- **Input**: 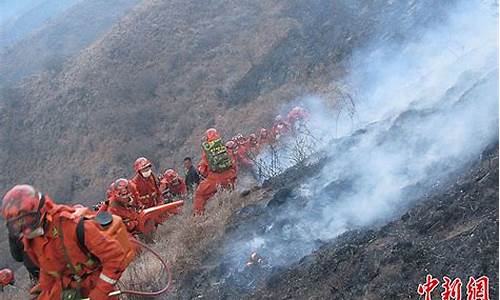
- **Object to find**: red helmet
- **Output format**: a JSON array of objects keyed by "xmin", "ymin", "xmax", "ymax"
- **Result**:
[
  {"xmin": 206, "ymin": 128, "xmax": 220, "ymax": 142},
  {"xmin": 2, "ymin": 185, "xmax": 48, "ymax": 237},
  {"xmin": 161, "ymin": 169, "xmax": 178, "ymax": 184},
  {"xmin": 113, "ymin": 178, "xmax": 132, "ymax": 199},
  {"xmin": 225, "ymin": 140, "xmax": 237, "ymax": 149},
  {"xmin": 236, "ymin": 134, "xmax": 245, "ymax": 143},
  {"xmin": 134, "ymin": 157, "xmax": 152, "ymax": 172},
  {"xmin": 288, "ymin": 106, "xmax": 308, "ymax": 120},
  {"xmin": 0, "ymin": 268, "xmax": 14, "ymax": 286}
]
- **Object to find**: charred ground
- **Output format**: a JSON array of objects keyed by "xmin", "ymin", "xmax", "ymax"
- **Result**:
[
  {"xmin": 168, "ymin": 142, "xmax": 498, "ymax": 300},
  {"xmin": 0, "ymin": 0, "xmax": 497, "ymax": 299}
]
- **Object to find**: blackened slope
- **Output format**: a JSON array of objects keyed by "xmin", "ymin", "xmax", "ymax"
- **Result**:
[{"xmin": 250, "ymin": 144, "xmax": 499, "ymax": 300}]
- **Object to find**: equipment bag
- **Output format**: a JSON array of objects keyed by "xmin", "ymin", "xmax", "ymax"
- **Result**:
[
  {"xmin": 74, "ymin": 208, "xmax": 136, "ymax": 270},
  {"xmin": 202, "ymin": 139, "xmax": 232, "ymax": 173}
]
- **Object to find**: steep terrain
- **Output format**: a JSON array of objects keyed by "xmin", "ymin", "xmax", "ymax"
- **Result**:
[
  {"xmin": 0, "ymin": 0, "xmax": 455, "ymax": 204},
  {"xmin": 168, "ymin": 141, "xmax": 498, "ymax": 300},
  {"xmin": 254, "ymin": 148, "xmax": 498, "ymax": 300},
  {"xmin": 0, "ymin": 0, "xmax": 139, "ymax": 85},
  {"xmin": 0, "ymin": 0, "xmax": 497, "ymax": 299}
]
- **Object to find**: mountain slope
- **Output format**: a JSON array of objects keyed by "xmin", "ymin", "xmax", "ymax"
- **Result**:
[
  {"xmin": 174, "ymin": 145, "xmax": 498, "ymax": 300},
  {"xmin": 0, "ymin": 0, "xmax": 454, "ymax": 204},
  {"xmin": 250, "ymin": 145, "xmax": 498, "ymax": 299},
  {"xmin": 0, "ymin": 0, "xmax": 78, "ymax": 48},
  {"xmin": 0, "ymin": 0, "xmax": 139, "ymax": 85}
]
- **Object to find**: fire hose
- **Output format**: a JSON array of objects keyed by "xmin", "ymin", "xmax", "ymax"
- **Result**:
[{"xmin": 82, "ymin": 239, "xmax": 172, "ymax": 299}]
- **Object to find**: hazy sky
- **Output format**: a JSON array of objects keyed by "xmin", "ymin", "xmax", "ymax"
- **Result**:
[{"xmin": 0, "ymin": 0, "xmax": 41, "ymax": 24}]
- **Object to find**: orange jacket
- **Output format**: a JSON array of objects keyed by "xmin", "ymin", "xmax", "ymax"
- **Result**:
[
  {"xmin": 23, "ymin": 202, "xmax": 126, "ymax": 299},
  {"xmin": 160, "ymin": 178, "xmax": 187, "ymax": 201},
  {"xmin": 197, "ymin": 151, "xmax": 210, "ymax": 178},
  {"xmin": 226, "ymin": 148, "xmax": 239, "ymax": 173},
  {"xmin": 287, "ymin": 108, "xmax": 309, "ymax": 126},
  {"xmin": 107, "ymin": 184, "xmax": 141, "ymax": 232},
  {"xmin": 271, "ymin": 121, "xmax": 292, "ymax": 139},
  {"xmin": 194, "ymin": 152, "xmax": 237, "ymax": 215},
  {"xmin": 130, "ymin": 173, "xmax": 161, "ymax": 208},
  {"xmin": 236, "ymin": 142, "xmax": 253, "ymax": 168}
]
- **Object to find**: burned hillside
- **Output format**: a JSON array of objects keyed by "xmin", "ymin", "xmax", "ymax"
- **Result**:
[{"xmin": 0, "ymin": 0, "xmax": 497, "ymax": 299}]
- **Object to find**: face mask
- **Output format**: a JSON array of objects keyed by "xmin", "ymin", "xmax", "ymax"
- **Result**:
[
  {"xmin": 141, "ymin": 170, "xmax": 152, "ymax": 178},
  {"xmin": 25, "ymin": 227, "xmax": 44, "ymax": 239}
]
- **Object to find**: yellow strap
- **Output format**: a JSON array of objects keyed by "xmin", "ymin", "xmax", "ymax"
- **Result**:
[{"xmin": 46, "ymin": 270, "xmax": 61, "ymax": 278}]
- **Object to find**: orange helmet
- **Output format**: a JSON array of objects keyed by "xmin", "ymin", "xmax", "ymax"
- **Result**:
[
  {"xmin": 225, "ymin": 140, "xmax": 237, "ymax": 150},
  {"xmin": 291, "ymin": 106, "xmax": 302, "ymax": 114},
  {"xmin": 161, "ymin": 169, "xmax": 178, "ymax": 184},
  {"xmin": 134, "ymin": 157, "xmax": 152, "ymax": 172},
  {"xmin": 206, "ymin": 128, "xmax": 220, "ymax": 142},
  {"xmin": 0, "ymin": 268, "xmax": 14, "ymax": 286},
  {"xmin": 2, "ymin": 185, "xmax": 48, "ymax": 237},
  {"xmin": 288, "ymin": 106, "xmax": 308, "ymax": 120},
  {"xmin": 113, "ymin": 178, "xmax": 132, "ymax": 200},
  {"xmin": 236, "ymin": 134, "xmax": 246, "ymax": 144}
]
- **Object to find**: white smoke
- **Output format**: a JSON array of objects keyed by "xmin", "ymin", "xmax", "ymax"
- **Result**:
[{"xmin": 227, "ymin": 0, "xmax": 498, "ymax": 269}]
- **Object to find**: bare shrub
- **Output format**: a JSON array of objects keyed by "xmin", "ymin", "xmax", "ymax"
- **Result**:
[{"xmin": 252, "ymin": 124, "xmax": 320, "ymax": 181}]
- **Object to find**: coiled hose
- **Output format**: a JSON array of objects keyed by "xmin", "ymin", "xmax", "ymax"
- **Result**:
[
  {"xmin": 121, "ymin": 239, "xmax": 173, "ymax": 297},
  {"xmin": 84, "ymin": 239, "xmax": 173, "ymax": 299}
]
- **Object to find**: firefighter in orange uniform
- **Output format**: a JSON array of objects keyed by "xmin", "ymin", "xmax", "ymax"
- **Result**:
[
  {"xmin": 193, "ymin": 129, "xmax": 237, "ymax": 215},
  {"xmin": 247, "ymin": 133, "xmax": 260, "ymax": 155},
  {"xmin": 130, "ymin": 157, "xmax": 162, "ymax": 208},
  {"xmin": 287, "ymin": 106, "xmax": 309, "ymax": 130},
  {"xmin": 258, "ymin": 127, "xmax": 274, "ymax": 146},
  {"xmin": 2, "ymin": 185, "xmax": 128, "ymax": 300},
  {"xmin": 271, "ymin": 114, "xmax": 292, "ymax": 141},
  {"xmin": 225, "ymin": 140, "xmax": 239, "ymax": 173},
  {"xmin": 235, "ymin": 134, "xmax": 253, "ymax": 168},
  {"xmin": 159, "ymin": 169, "xmax": 187, "ymax": 203},
  {"xmin": 107, "ymin": 178, "xmax": 141, "ymax": 232}
]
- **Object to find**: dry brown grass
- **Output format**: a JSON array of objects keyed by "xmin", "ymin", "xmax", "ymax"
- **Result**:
[{"xmin": 119, "ymin": 187, "xmax": 264, "ymax": 299}]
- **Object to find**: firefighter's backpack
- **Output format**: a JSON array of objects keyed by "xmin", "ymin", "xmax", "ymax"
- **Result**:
[
  {"xmin": 73, "ymin": 207, "xmax": 136, "ymax": 270},
  {"xmin": 202, "ymin": 138, "xmax": 232, "ymax": 173}
]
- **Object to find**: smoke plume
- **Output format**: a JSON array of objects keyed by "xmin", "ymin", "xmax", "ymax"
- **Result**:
[{"xmin": 226, "ymin": 0, "xmax": 498, "ymax": 271}]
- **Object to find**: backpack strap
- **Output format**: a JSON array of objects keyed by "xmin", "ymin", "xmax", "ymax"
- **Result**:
[
  {"xmin": 76, "ymin": 217, "xmax": 99, "ymax": 267},
  {"xmin": 76, "ymin": 217, "xmax": 88, "ymax": 254},
  {"xmin": 57, "ymin": 219, "xmax": 83, "ymax": 287}
]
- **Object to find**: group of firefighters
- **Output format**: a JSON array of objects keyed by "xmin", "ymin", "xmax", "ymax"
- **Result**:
[{"xmin": 0, "ymin": 106, "xmax": 309, "ymax": 299}]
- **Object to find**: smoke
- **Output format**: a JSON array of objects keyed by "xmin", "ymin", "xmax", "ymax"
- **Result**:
[{"xmin": 225, "ymin": 0, "xmax": 498, "ymax": 273}]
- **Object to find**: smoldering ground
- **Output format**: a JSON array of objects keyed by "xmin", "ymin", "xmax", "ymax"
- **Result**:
[{"xmin": 223, "ymin": 0, "xmax": 499, "ymax": 279}]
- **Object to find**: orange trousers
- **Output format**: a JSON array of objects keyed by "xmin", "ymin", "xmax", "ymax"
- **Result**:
[{"xmin": 193, "ymin": 169, "xmax": 236, "ymax": 215}]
